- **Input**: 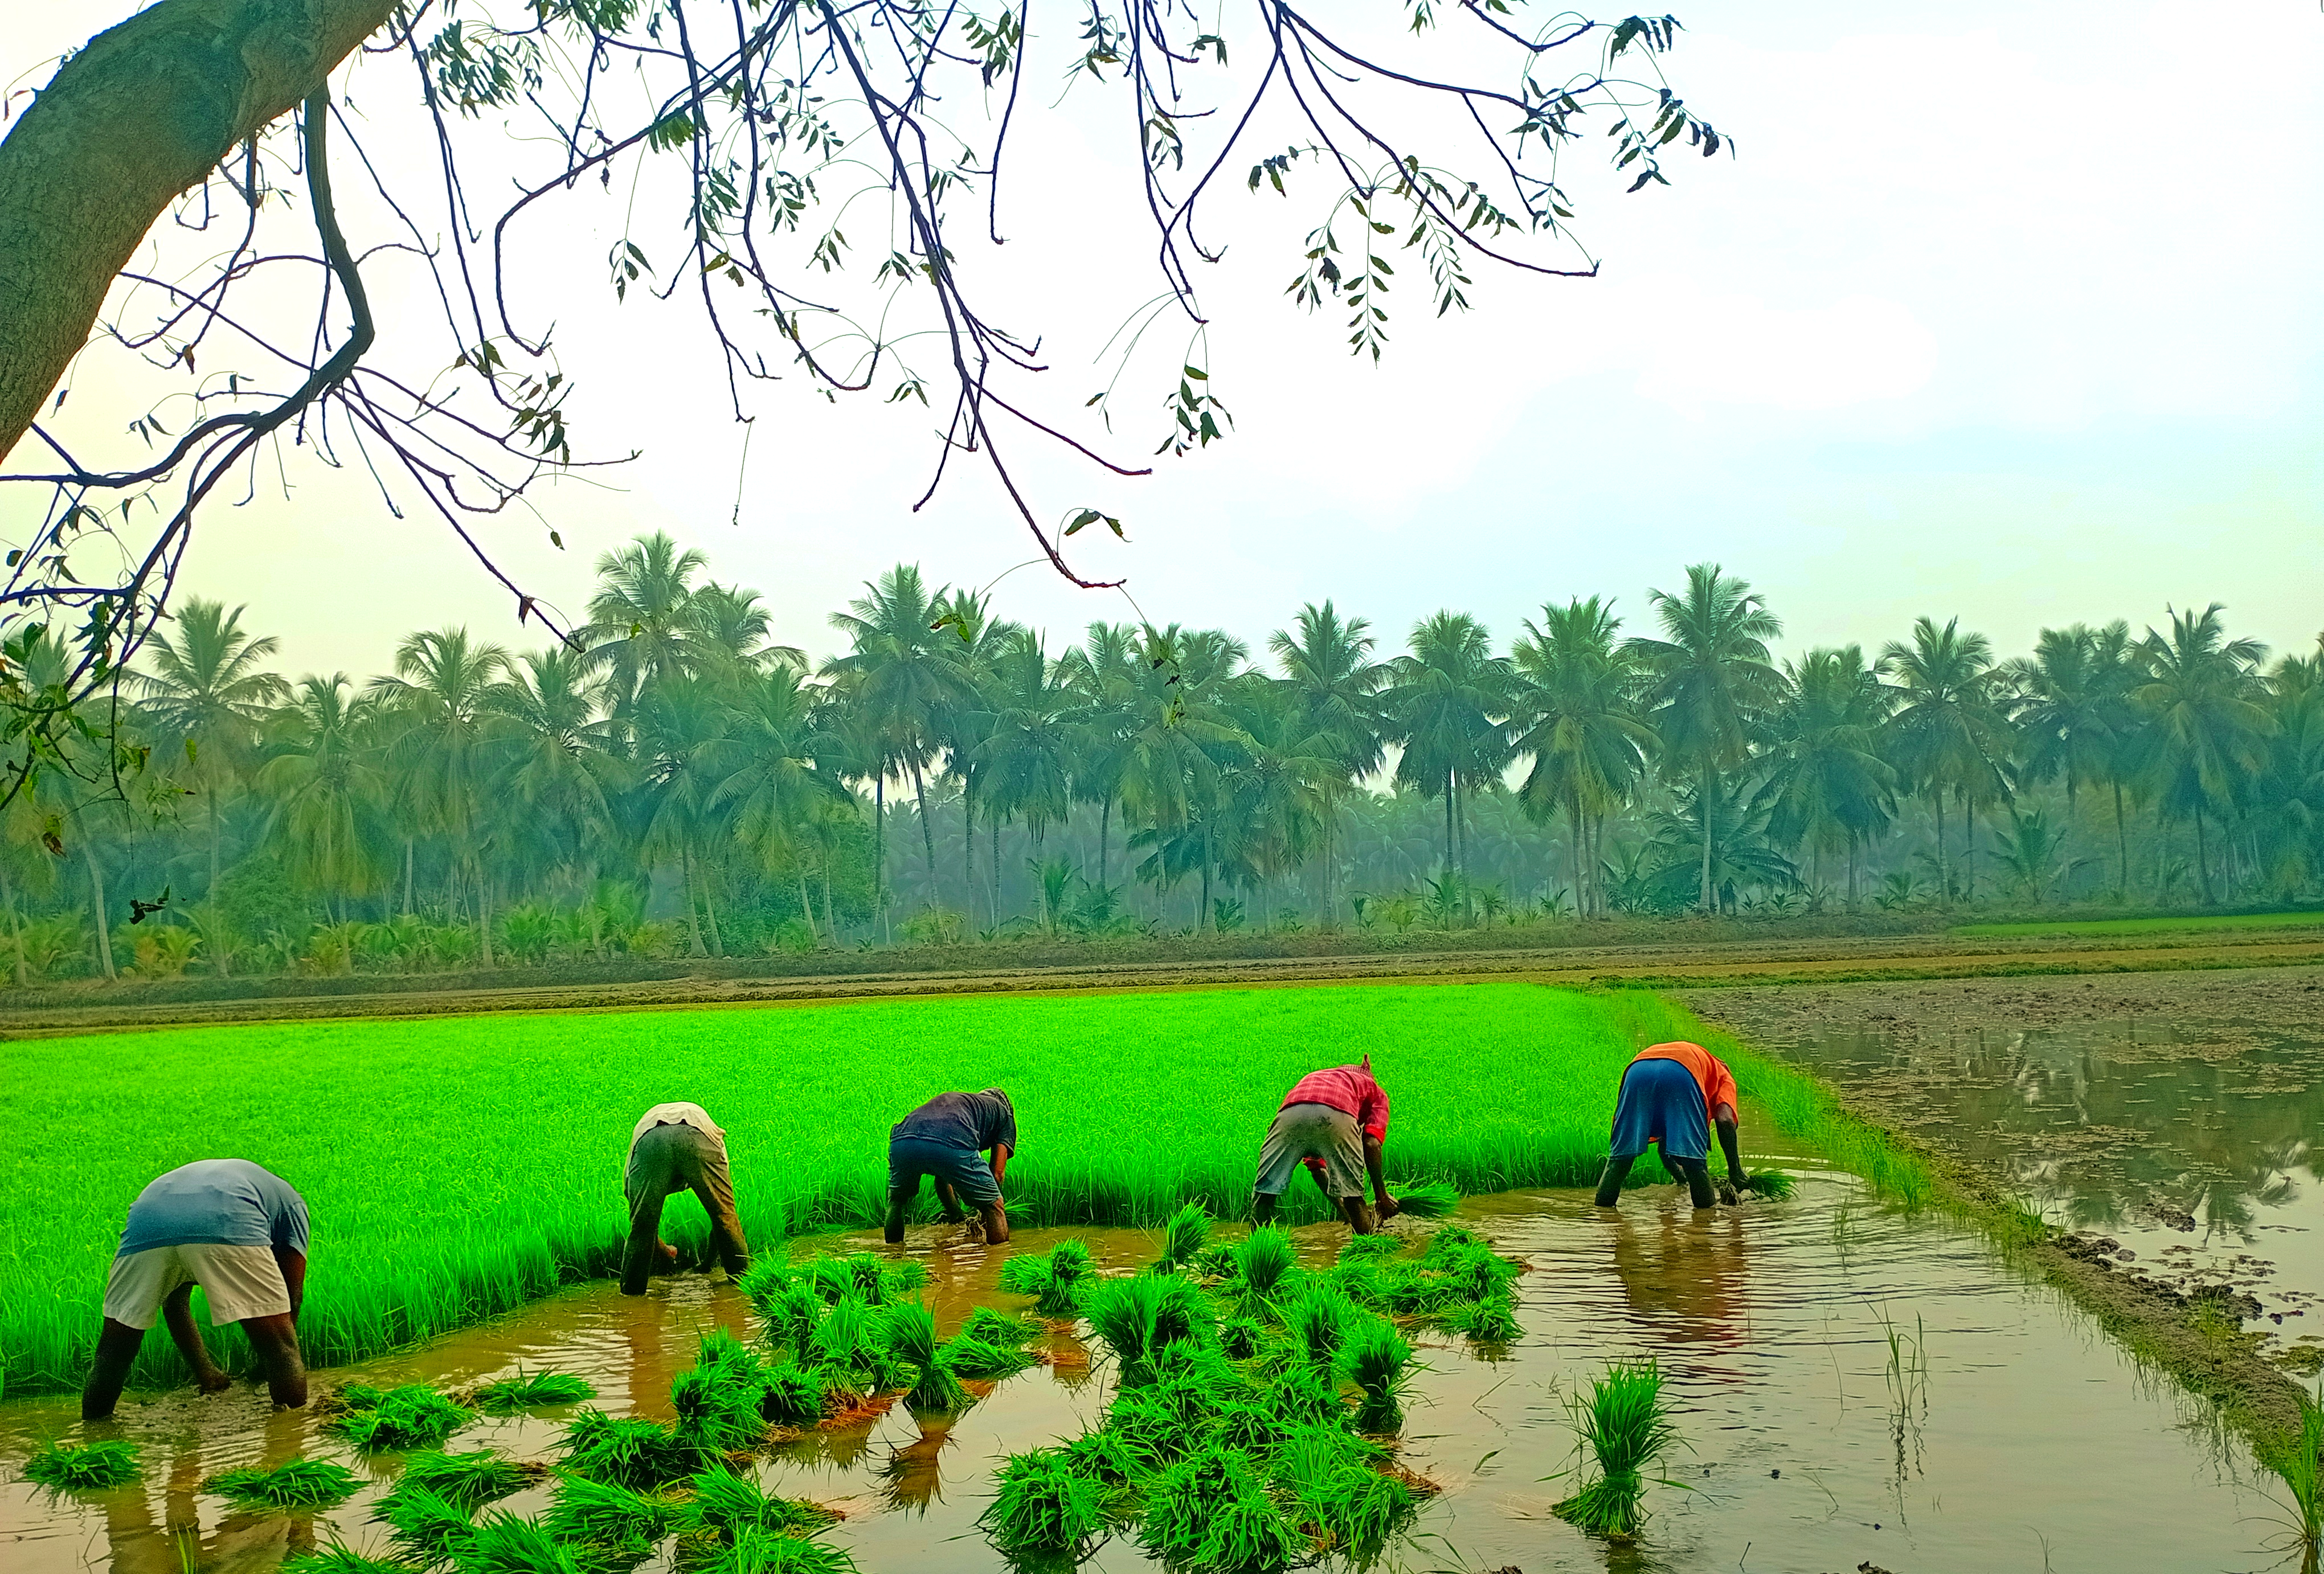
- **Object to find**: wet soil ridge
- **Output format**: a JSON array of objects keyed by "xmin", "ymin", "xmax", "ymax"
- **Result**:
[
  {"xmin": 1686, "ymin": 973, "xmax": 2323, "ymax": 1456},
  {"xmin": 3, "ymin": 921, "xmax": 2318, "ymax": 1036}
]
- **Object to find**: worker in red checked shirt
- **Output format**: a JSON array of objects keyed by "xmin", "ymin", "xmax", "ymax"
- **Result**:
[{"xmin": 1251, "ymin": 1055, "xmax": 1400, "ymax": 1234}]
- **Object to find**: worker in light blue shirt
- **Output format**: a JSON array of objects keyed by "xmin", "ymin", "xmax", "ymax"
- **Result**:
[{"xmin": 84, "ymin": 1159, "xmax": 310, "ymax": 1420}]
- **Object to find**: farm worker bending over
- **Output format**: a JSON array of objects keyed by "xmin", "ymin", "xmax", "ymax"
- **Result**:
[
  {"xmin": 623, "ymin": 1102, "xmax": 751, "ymax": 1296},
  {"xmin": 83, "ymin": 1158, "xmax": 310, "ymax": 1420},
  {"xmin": 1593, "ymin": 1041, "xmax": 1746, "ymax": 1210},
  {"xmin": 885, "ymin": 1088, "xmax": 1015, "ymax": 1245},
  {"xmin": 1253, "ymin": 1056, "xmax": 1400, "ymax": 1235}
]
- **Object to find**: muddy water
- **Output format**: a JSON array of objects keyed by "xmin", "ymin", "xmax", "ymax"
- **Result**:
[
  {"xmin": 0, "ymin": 1184, "xmax": 2274, "ymax": 1574},
  {"xmin": 1693, "ymin": 968, "xmax": 2324, "ymax": 1358}
]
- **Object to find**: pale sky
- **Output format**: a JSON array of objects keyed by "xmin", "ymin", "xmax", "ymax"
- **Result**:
[{"xmin": 8, "ymin": 1, "xmax": 2321, "ymax": 679}]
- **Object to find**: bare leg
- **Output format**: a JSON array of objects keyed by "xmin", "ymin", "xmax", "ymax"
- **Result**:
[
  {"xmin": 161, "ymin": 1282, "xmax": 232, "ymax": 1394},
  {"xmin": 621, "ymin": 1188, "xmax": 668, "ymax": 1295},
  {"xmin": 934, "ymin": 1179, "xmax": 967, "ymax": 1224},
  {"xmin": 1672, "ymin": 1156, "xmax": 1716, "ymax": 1210},
  {"xmin": 239, "ymin": 1313, "xmax": 308, "ymax": 1409},
  {"xmin": 1252, "ymin": 1193, "xmax": 1280, "ymax": 1226},
  {"xmin": 977, "ymin": 1201, "xmax": 1010, "ymax": 1245},
  {"xmin": 1337, "ymin": 1196, "xmax": 1378, "ymax": 1235},
  {"xmin": 82, "ymin": 1319, "xmax": 148, "ymax": 1421},
  {"xmin": 1594, "ymin": 1155, "xmax": 1637, "ymax": 1208},
  {"xmin": 884, "ymin": 1183, "xmax": 914, "ymax": 1245}
]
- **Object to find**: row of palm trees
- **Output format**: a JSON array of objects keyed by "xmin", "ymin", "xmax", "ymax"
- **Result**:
[{"xmin": 2, "ymin": 536, "xmax": 2317, "ymax": 980}]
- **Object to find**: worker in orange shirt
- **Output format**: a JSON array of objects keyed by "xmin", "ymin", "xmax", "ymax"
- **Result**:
[{"xmin": 1593, "ymin": 1040, "xmax": 1744, "ymax": 1210}]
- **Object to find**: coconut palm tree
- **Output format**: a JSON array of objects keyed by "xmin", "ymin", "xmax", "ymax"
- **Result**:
[
  {"xmin": 972, "ymin": 632, "xmax": 1076, "ymax": 920},
  {"xmin": 259, "ymin": 675, "xmax": 389, "ymax": 928},
  {"xmin": 632, "ymin": 674, "xmax": 738, "ymax": 954},
  {"xmin": 1385, "ymin": 612, "xmax": 1511, "ymax": 891},
  {"xmin": 824, "ymin": 565, "xmax": 965, "ymax": 896},
  {"xmin": 1630, "ymin": 565, "xmax": 1786, "ymax": 911},
  {"xmin": 1115, "ymin": 624, "xmax": 1249, "ymax": 929},
  {"xmin": 488, "ymin": 647, "xmax": 631, "ymax": 893},
  {"xmin": 1268, "ymin": 602, "xmax": 1388, "ymax": 924},
  {"xmin": 1219, "ymin": 678, "xmax": 1339, "ymax": 927},
  {"xmin": 707, "ymin": 662, "xmax": 852, "ymax": 937},
  {"xmin": 368, "ymin": 628, "xmax": 514, "ymax": 962},
  {"xmin": 2130, "ymin": 605, "xmax": 2273, "ymax": 905},
  {"xmin": 2006, "ymin": 621, "xmax": 2140, "ymax": 896},
  {"xmin": 128, "ymin": 599, "xmax": 290, "ymax": 897},
  {"xmin": 1510, "ymin": 597, "xmax": 1652, "ymax": 917},
  {"xmin": 1754, "ymin": 646, "xmax": 1896, "ymax": 907},
  {"xmin": 1879, "ymin": 616, "xmax": 2010, "ymax": 904},
  {"xmin": 582, "ymin": 531, "xmax": 712, "ymax": 719},
  {"xmin": 928, "ymin": 589, "xmax": 1022, "ymax": 927},
  {"xmin": 685, "ymin": 582, "xmax": 805, "ymax": 678},
  {"xmin": 1057, "ymin": 622, "xmax": 1141, "ymax": 891}
]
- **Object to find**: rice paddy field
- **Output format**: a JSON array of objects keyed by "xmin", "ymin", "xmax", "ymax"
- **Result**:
[
  {"xmin": 1955, "ymin": 908, "xmax": 2324, "ymax": 937},
  {"xmin": 0, "ymin": 982, "xmax": 1905, "ymax": 1399}
]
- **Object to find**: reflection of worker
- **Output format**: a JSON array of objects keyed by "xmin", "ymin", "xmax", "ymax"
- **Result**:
[
  {"xmin": 84, "ymin": 1159, "xmax": 310, "ymax": 1419},
  {"xmin": 1253, "ymin": 1056, "xmax": 1400, "ymax": 1233},
  {"xmin": 1594, "ymin": 1042, "xmax": 1745, "ymax": 1210},
  {"xmin": 886, "ymin": 1089, "xmax": 1016, "ymax": 1245},
  {"xmin": 622, "ymin": 1102, "xmax": 750, "ymax": 1295}
]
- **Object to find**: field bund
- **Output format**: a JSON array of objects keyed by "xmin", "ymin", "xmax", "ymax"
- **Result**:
[{"xmin": 0, "ymin": 983, "xmax": 1909, "ymax": 1397}]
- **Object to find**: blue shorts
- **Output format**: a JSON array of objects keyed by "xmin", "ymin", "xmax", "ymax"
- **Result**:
[
  {"xmin": 1609, "ymin": 1057, "xmax": 1710, "ymax": 1163},
  {"xmin": 888, "ymin": 1135, "xmax": 1001, "ymax": 1206}
]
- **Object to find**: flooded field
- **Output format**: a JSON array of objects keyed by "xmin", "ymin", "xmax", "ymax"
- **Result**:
[
  {"xmin": 1693, "ymin": 966, "xmax": 2324, "ymax": 1355},
  {"xmin": 1, "ymin": 1180, "xmax": 2278, "ymax": 1574}
]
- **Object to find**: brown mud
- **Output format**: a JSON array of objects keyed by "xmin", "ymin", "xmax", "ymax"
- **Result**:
[
  {"xmin": 3, "ymin": 924, "xmax": 2319, "ymax": 1036},
  {"xmin": 1691, "ymin": 966, "xmax": 2324, "ymax": 1455}
]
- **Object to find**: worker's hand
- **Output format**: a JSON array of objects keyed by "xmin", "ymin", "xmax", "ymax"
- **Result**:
[
  {"xmin": 196, "ymin": 1371, "xmax": 234, "ymax": 1396},
  {"xmin": 1718, "ymin": 1180, "xmax": 1742, "ymax": 1207},
  {"xmin": 1376, "ymin": 1195, "xmax": 1401, "ymax": 1220},
  {"xmin": 657, "ymin": 1240, "xmax": 680, "ymax": 1264}
]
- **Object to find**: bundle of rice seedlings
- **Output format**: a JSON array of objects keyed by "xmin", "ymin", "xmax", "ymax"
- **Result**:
[
  {"xmin": 462, "ymin": 1510, "xmax": 583, "ymax": 1574},
  {"xmin": 1153, "ymin": 1203, "xmax": 1212, "ymax": 1273},
  {"xmin": 842, "ymin": 1255, "xmax": 887, "ymax": 1304},
  {"xmin": 1273, "ymin": 1428, "xmax": 1418, "ymax": 1559},
  {"xmin": 1059, "ymin": 1426, "xmax": 1157, "ymax": 1494},
  {"xmin": 1370, "ymin": 1265, "xmax": 1460, "ymax": 1316},
  {"xmin": 560, "ymin": 1410, "xmax": 703, "ymax": 1490},
  {"xmin": 373, "ymin": 1481, "xmax": 478, "ymax": 1565},
  {"xmin": 1212, "ymin": 1402, "xmax": 1287, "ymax": 1458},
  {"xmin": 1740, "ymin": 1170, "xmax": 1797, "ymax": 1201},
  {"xmin": 1136, "ymin": 1446, "xmax": 1298, "ymax": 1574},
  {"xmin": 1446, "ymin": 1292, "xmax": 1521, "ymax": 1345},
  {"xmin": 735, "ymin": 1259, "xmax": 797, "ymax": 1315},
  {"xmin": 1285, "ymin": 1282, "xmax": 1357, "ymax": 1368},
  {"xmin": 23, "ymin": 1438, "xmax": 141, "ymax": 1491},
  {"xmin": 960, "ymin": 1306, "xmax": 1041, "ymax": 1348},
  {"xmin": 203, "ymin": 1458, "xmax": 365, "ymax": 1509},
  {"xmin": 670, "ymin": 1365, "xmax": 770, "ymax": 1455},
  {"xmin": 758, "ymin": 1363, "xmax": 825, "ymax": 1426},
  {"xmin": 885, "ymin": 1300, "xmax": 968, "ymax": 1412},
  {"xmin": 1551, "ymin": 1359, "xmax": 1680, "ymax": 1540},
  {"xmin": 400, "ymin": 1450, "xmax": 538, "ymax": 1513},
  {"xmin": 978, "ymin": 1448, "xmax": 1106, "ymax": 1556},
  {"xmin": 882, "ymin": 1260, "xmax": 930, "ymax": 1295},
  {"xmin": 1388, "ymin": 1180, "xmax": 1459, "ymax": 1220},
  {"xmin": 1337, "ymin": 1233, "xmax": 1407, "ymax": 1263},
  {"xmin": 938, "ymin": 1333, "xmax": 1037, "ymax": 1380},
  {"xmin": 1217, "ymin": 1316, "xmax": 1265, "ymax": 1361},
  {"xmin": 1104, "ymin": 1391, "xmax": 1197, "ymax": 1467},
  {"xmin": 698, "ymin": 1331, "xmax": 772, "ymax": 1389},
  {"xmin": 1340, "ymin": 1319, "xmax": 1415, "ymax": 1434},
  {"xmin": 810, "ymin": 1293, "xmax": 873, "ymax": 1370},
  {"xmin": 330, "ymin": 1386, "xmax": 476, "ymax": 1451},
  {"xmin": 999, "ymin": 1240, "xmax": 1094, "ymax": 1318},
  {"xmin": 543, "ymin": 1472, "xmax": 672, "ymax": 1551},
  {"xmin": 1261, "ymin": 1363, "xmax": 1345, "ymax": 1430},
  {"xmin": 1083, "ymin": 1274, "xmax": 1208, "ymax": 1381},
  {"xmin": 706, "ymin": 1525, "xmax": 856, "ymax": 1574},
  {"xmin": 1141, "ymin": 1347, "xmax": 1246, "ymax": 1431},
  {"xmin": 1231, "ymin": 1228, "xmax": 1296, "ymax": 1310},
  {"xmin": 473, "ymin": 1372, "xmax": 597, "ymax": 1413},
  {"xmin": 283, "ymin": 1548, "xmax": 410, "ymax": 1574},
  {"xmin": 1423, "ymin": 1232, "xmax": 1520, "ymax": 1302},
  {"xmin": 805, "ymin": 1260, "xmax": 855, "ymax": 1305},
  {"xmin": 766, "ymin": 1283, "xmax": 828, "ymax": 1360},
  {"xmin": 681, "ymin": 1465, "xmax": 839, "ymax": 1543},
  {"xmin": 1190, "ymin": 1243, "xmax": 1239, "ymax": 1280}
]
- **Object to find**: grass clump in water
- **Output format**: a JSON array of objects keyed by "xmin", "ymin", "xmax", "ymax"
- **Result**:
[
  {"xmin": 1738, "ymin": 1169, "xmax": 1797, "ymax": 1200},
  {"xmin": 1273, "ymin": 1426, "xmax": 1419, "ymax": 1558},
  {"xmin": 1230, "ymin": 1228, "xmax": 1298, "ymax": 1311},
  {"xmin": 1550, "ymin": 1359, "xmax": 1682, "ymax": 1540},
  {"xmin": 1340, "ymin": 1321, "xmax": 1415, "ymax": 1433},
  {"xmin": 400, "ymin": 1450, "xmax": 540, "ymax": 1513},
  {"xmin": 203, "ymin": 1458, "xmax": 364, "ymax": 1509},
  {"xmin": 1154, "ymin": 1203, "xmax": 1212, "ymax": 1273},
  {"xmin": 679, "ymin": 1465, "xmax": 838, "ymax": 1549},
  {"xmin": 1138, "ymin": 1445, "xmax": 1298, "ymax": 1574},
  {"xmin": 705, "ymin": 1526, "xmax": 856, "ymax": 1574},
  {"xmin": 1388, "ymin": 1180, "xmax": 1459, "ymax": 1220},
  {"xmin": 373, "ymin": 1481, "xmax": 480, "ymax": 1564},
  {"xmin": 2261, "ymin": 1387, "xmax": 2324, "ymax": 1574},
  {"xmin": 328, "ymin": 1384, "xmax": 476, "ymax": 1451},
  {"xmin": 999, "ymin": 1239, "xmax": 1095, "ymax": 1318},
  {"xmin": 980, "ymin": 1447, "xmax": 1107, "ymax": 1557},
  {"xmin": 1285, "ymin": 1282, "xmax": 1357, "ymax": 1368},
  {"xmin": 544, "ymin": 1473, "xmax": 672, "ymax": 1568},
  {"xmin": 1083, "ymin": 1274, "xmax": 1209, "ymax": 1382},
  {"xmin": 463, "ymin": 1510, "xmax": 584, "ymax": 1574},
  {"xmin": 883, "ymin": 1300, "xmax": 968, "ymax": 1413},
  {"xmin": 474, "ymin": 1371, "xmax": 597, "ymax": 1413},
  {"xmin": 283, "ymin": 1550, "xmax": 411, "ymax": 1574},
  {"xmin": 22, "ymin": 1438, "xmax": 141, "ymax": 1491},
  {"xmin": 560, "ymin": 1410, "xmax": 704, "ymax": 1489}
]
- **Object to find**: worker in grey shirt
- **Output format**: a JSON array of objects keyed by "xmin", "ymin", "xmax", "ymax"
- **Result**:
[
  {"xmin": 84, "ymin": 1158, "xmax": 310, "ymax": 1419},
  {"xmin": 623, "ymin": 1102, "xmax": 750, "ymax": 1295},
  {"xmin": 885, "ymin": 1088, "xmax": 1016, "ymax": 1245}
]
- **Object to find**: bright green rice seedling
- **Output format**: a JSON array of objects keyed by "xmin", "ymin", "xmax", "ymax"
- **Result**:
[
  {"xmin": 1000, "ymin": 1239, "xmax": 1095, "ymax": 1318},
  {"xmin": 671, "ymin": 1367, "xmax": 770, "ymax": 1454},
  {"xmin": 1388, "ymin": 1180, "xmax": 1459, "ymax": 1220},
  {"xmin": 329, "ymin": 1384, "xmax": 475, "ymax": 1451},
  {"xmin": 1138, "ymin": 1446, "xmax": 1299, "ymax": 1574},
  {"xmin": 1273, "ymin": 1428, "xmax": 1418, "ymax": 1559},
  {"xmin": 758, "ymin": 1363, "xmax": 825, "ymax": 1425},
  {"xmin": 960, "ymin": 1306, "xmax": 1041, "ymax": 1347},
  {"xmin": 12, "ymin": 984, "xmax": 1874, "ymax": 1398},
  {"xmin": 883, "ymin": 1300, "xmax": 969, "ymax": 1412},
  {"xmin": 545, "ymin": 1471, "xmax": 673, "ymax": 1550},
  {"xmin": 939, "ymin": 1334, "xmax": 1037, "ymax": 1380},
  {"xmin": 1551, "ymin": 1359, "xmax": 1682, "ymax": 1540},
  {"xmin": 1337, "ymin": 1233, "xmax": 1408, "ymax": 1263},
  {"xmin": 1447, "ymin": 1291, "xmax": 1521, "ymax": 1345},
  {"xmin": 373, "ymin": 1481, "xmax": 478, "ymax": 1565},
  {"xmin": 1217, "ymin": 1315, "xmax": 1265, "ymax": 1360},
  {"xmin": 283, "ymin": 1548, "xmax": 410, "ymax": 1574},
  {"xmin": 1231, "ymin": 1228, "xmax": 1297, "ymax": 1309},
  {"xmin": 980, "ymin": 1448, "xmax": 1107, "ymax": 1556},
  {"xmin": 708, "ymin": 1526, "xmax": 856, "ymax": 1574},
  {"xmin": 1084, "ymin": 1274, "xmax": 1209, "ymax": 1380},
  {"xmin": 1340, "ymin": 1319, "xmax": 1415, "ymax": 1433},
  {"xmin": 463, "ymin": 1509, "xmax": 583, "ymax": 1574},
  {"xmin": 1155, "ymin": 1203, "xmax": 1212, "ymax": 1272},
  {"xmin": 1286, "ymin": 1282, "xmax": 1357, "ymax": 1368},
  {"xmin": 1061, "ymin": 1425, "xmax": 1159, "ymax": 1495},
  {"xmin": 1261, "ymin": 1363, "xmax": 1345, "ymax": 1429},
  {"xmin": 1212, "ymin": 1403, "xmax": 1287, "ymax": 1458},
  {"xmin": 202, "ymin": 1458, "xmax": 365, "ymax": 1509},
  {"xmin": 400, "ymin": 1450, "xmax": 538, "ymax": 1514},
  {"xmin": 561, "ymin": 1410, "xmax": 704, "ymax": 1490},
  {"xmin": 473, "ymin": 1371, "xmax": 597, "ymax": 1413},
  {"xmin": 681, "ymin": 1465, "xmax": 839, "ymax": 1544},
  {"xmin": 22, "ymin": 1438, "xmax": 141, "ymax": 1491},
  {"xmin": 1740, "ymin": 1169, "xmax": 1797, "ymax": 1201},
  {"xmin": 809, "ymin": 1292, "xmax": 873, "ymax": 1368},
  {"xmin": 1190, "ymin": 1244, "xmax": 1239, "ymax": 1280}
]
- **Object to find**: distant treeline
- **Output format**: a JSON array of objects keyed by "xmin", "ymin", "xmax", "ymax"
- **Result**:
[{"xmin": 0, "ymin": 535, "xmax": 2316, "ymax": 982}]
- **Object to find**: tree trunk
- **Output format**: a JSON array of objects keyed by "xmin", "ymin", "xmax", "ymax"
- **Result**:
[
  {"xmin": 1098, "ymin": 797, "xmax": 1112, "ymax": 892},
  {"xmin": 1442, "ymin": 776, "xmax": 1455, "ymax": 876},
  {"xmin": 0, "ymin": 0, "xmax": 400, "ymax": 464},
  {"xmin": 2, "ymin": 865, "xmax": 23, "ymax": 988},
  {"xmin": 403, "ymin": 837, "xmax": 415, "ymax": 915},
  {"xmin": 1700, "ymin": 761, "xmax": 1715, "ymax": 911},
  {"xmin": 873, "ymin": 774, "xmax": 887, "ymax": 942},
  {"xmin": 1568, "ymin": 799, "xmax": 1585, "ymax": 918},
  {"xmin": 1847, "ymin": 834, "xmax": 1859, "ymax": 909},
  {"xmin": 680, "ymin": 845, "xmax": 705, "ymax": 956},
  {"xmin": 208, "ymin": 788, "xmax": 223, "ymax": 900},
  {"xmin": 701, "ymin": 864, "xmax": 725, "ymax": 956},
  {"xmin": 86, "ymin": 842, "xmax": 116, "ymax": 980},
  {"xmin": 910, "ymin": 760, "xmax": 938, "ymax": 891},
  {"xmin": 989, "ymin": 816, "xmax": 1001, "ymax": 928},
  {"xmin": 1931, "ymin": 790, "xmax": 1947, "ymax": 904},
  {"xmin": 2194, "ymin": 810, "xmax": 2215, "ymax": 905},
  {"xmin": 961, "ymin": 783, "xmax": 975, "ymax": 920},
  {"xmin": 476, "ymin": 868, "xmax": 494, "ymax": 968},
  {"xmin": 819, "ymin": 856, "xmax": 834, "ymax": 942}
]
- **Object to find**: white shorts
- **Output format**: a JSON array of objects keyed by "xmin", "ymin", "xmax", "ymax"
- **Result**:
[{"xmin": 103, "ymin": 1244, "xmax": 290, "ymax": 1329}]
